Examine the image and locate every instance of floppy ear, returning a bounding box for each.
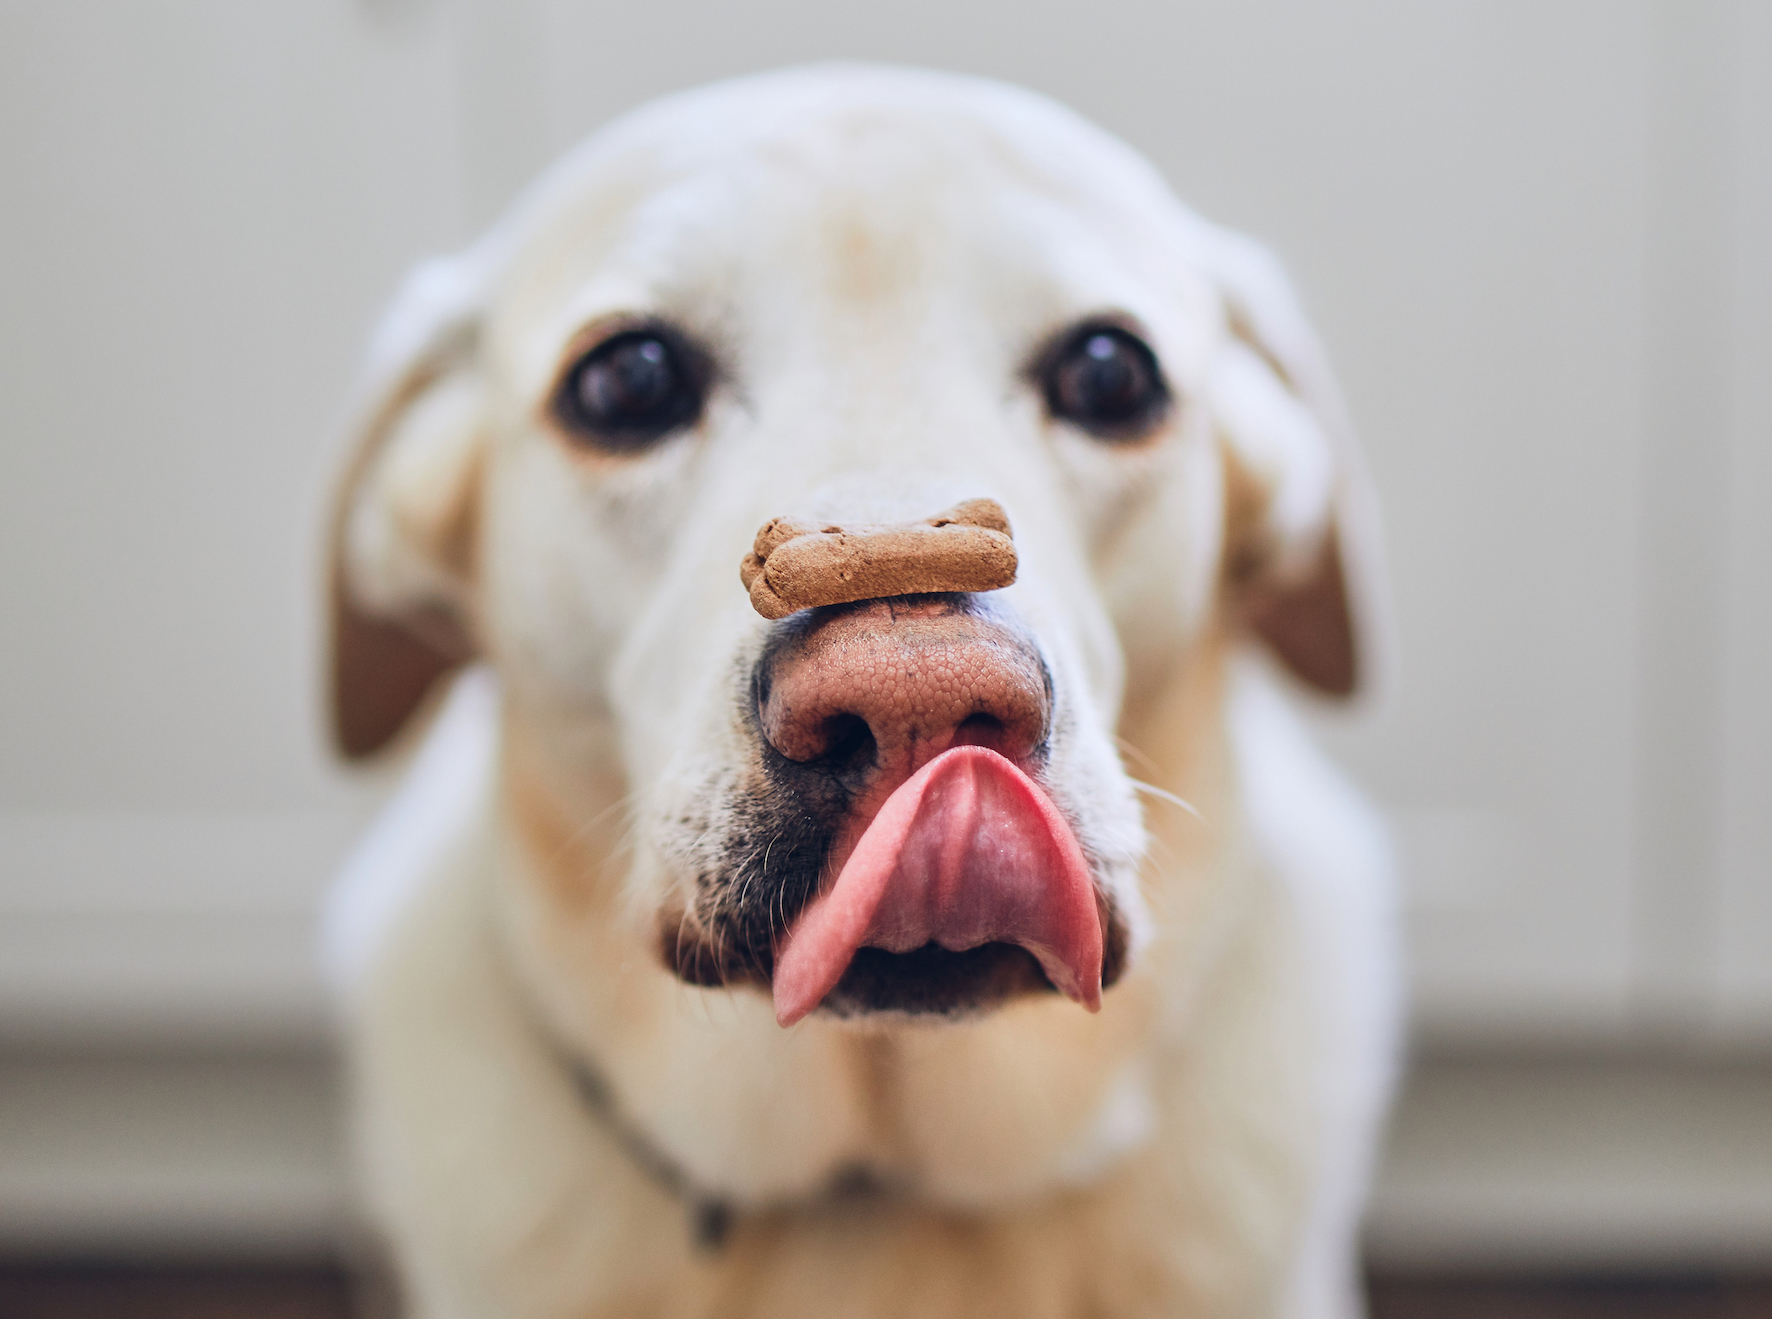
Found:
[1203,231,1389,699]
[327,258,488,759]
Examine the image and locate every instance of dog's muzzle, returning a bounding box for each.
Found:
[665,591,1127,1021]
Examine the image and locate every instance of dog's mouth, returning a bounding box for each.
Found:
[663,744,1127,1023]
[816,942,1065,1018]
[771,744,1105,1025]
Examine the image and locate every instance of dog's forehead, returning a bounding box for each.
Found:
[520,66,1173,245]
[485,69,1219,383]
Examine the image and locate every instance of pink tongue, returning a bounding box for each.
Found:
[773,745,1103,1027]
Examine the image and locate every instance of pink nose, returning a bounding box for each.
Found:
[758,597,1050,782]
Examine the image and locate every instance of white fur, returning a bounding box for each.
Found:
[327,65,1400,1318]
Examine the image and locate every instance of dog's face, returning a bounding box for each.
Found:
[331,68,1370,1030]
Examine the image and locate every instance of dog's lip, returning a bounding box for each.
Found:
[771,745,1104,1027]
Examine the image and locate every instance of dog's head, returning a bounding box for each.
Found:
[329,67,1379,1029]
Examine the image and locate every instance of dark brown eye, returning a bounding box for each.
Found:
[553,327,705,450]
[1042,323,1169,440]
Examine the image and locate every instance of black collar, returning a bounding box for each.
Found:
[557,1045,737,1252]
[510,930,895,1254]
[545,1020,901,1257]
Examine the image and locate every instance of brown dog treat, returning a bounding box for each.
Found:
[740,516,825,592]
[741,499,1018,619]
[931,497,1012,537]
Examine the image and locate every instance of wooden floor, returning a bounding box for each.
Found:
[1,1266,1770,1318]
[1369,1276,1772,1318]
[0,1264,357,1319]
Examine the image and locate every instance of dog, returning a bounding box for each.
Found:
[324,65,1399,1319]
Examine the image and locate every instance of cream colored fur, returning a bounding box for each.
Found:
[325,66,1400,1319]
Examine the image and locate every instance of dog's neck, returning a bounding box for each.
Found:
[531,995,909,1253]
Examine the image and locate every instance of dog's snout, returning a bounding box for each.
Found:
[757,597,1051,782]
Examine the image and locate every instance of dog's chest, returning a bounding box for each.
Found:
[621,1175,1274,1319]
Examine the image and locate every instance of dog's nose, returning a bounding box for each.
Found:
[757,597,1051,784]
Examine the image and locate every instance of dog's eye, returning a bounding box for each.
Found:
[1042,324,1169,440]
[553,328,705,450]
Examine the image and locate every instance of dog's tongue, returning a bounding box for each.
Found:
[773,745,1103,1027]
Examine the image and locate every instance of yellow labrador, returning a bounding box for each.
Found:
[325,65,1398,1319]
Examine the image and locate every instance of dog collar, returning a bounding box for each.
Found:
[540,1010,905,1255]
[558,1047,737,1252]
[505,914,895,1253]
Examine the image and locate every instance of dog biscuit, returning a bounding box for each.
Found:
[740,498,1017,619]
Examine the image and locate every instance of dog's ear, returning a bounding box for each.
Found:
[327,258,488,759]
[1203,231,1389,699]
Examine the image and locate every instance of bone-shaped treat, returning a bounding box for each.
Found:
[740,498,1017,620]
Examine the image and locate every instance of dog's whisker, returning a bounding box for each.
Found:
[567,791,639,844]
[542,791,642,894]
[556,792,638,855]
[1113,735,1165,780]
[1127,778,1205,822]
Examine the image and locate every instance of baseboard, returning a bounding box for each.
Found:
[3,1048,1770,1267]
[0,1049,349,1258]
[1364,1053,1772,1269]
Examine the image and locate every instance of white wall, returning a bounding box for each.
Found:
[1,0,1768,1050]
[0,3,464,1043]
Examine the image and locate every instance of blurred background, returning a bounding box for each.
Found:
[2,0,1770,1309]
